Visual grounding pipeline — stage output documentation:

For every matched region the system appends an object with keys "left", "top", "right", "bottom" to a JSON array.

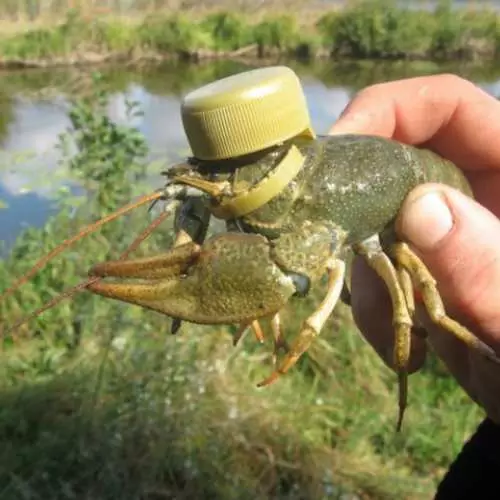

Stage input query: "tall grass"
[
  {"left": 0, "top": 1, "right": 500, "bottom": 64},
  {"left": 0, "top": 71, "right": 486, "bottom": 499}
]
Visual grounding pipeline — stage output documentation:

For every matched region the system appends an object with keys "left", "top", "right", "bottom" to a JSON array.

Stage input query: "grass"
[
  {"left": 0, "top": 313, "right": 481, "bottom": 499},
  {"left": 0, "top": 70, "right": 487, "bottom": 499},
  {"left": 0, "top": 1, "right": 500, "bottom": 65}
]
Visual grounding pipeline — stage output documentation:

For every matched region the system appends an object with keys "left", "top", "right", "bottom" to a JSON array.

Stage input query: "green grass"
[
  {"left": 0, "top": 70, "right": 488, "bottom": 499},
  {"left": 1, "top": 310, "right": 482, "bottom": 499},
  {"left": 1, "top": 1, "right": 500, "bottom": 64}
]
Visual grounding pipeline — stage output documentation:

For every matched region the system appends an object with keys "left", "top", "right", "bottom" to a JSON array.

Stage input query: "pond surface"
[{"left": 1, "top": 58, "right": 500, "bottom": 249}]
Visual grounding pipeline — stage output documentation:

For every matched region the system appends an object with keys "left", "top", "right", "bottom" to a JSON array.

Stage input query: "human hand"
[{"left": 329, "top": 74, "right": 500, "bottom": 422}]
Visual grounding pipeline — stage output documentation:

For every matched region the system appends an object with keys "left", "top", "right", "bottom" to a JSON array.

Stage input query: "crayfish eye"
[{"left": 288, "top": 272, "right": 310, "bottom": 297}]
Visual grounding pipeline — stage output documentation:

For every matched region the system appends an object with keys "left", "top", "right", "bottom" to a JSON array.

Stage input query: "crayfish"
[{"left": 2, "top": 66, "right": 499, "bottom": 431}]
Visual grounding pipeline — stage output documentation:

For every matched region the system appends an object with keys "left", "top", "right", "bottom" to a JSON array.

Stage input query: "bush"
[
  {"left": 137, "top": 14, "right": 213, "bottom": 53},
  {"left": 200, "top": 12, "right": 252, "bottom": 51},
  {"left": 253, "top": 15, "right": 300, "bottom": 52},
  {"left": 0, "top": 5, "right": 499, "bottom": 62},
  {"left": 329, "top": 0, "right": 432, "bottom": 58}
]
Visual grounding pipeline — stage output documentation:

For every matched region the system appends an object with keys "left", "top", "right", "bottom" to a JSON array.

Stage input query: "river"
[{"left": 1, "top": 58, "right": 500, "bottom": 249}]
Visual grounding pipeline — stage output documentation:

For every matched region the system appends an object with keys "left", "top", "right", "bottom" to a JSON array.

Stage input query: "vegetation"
[
  {"left": 1, "top": 0, "right": 500, "bottom": 66},
  {"left": 0, "top": 72, "right": 486, "bottom": 499}
]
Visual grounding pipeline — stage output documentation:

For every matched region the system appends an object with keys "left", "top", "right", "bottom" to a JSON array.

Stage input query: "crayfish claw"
[
  {"left": 89, "top": 241, "right": 201, "bottom": 279},
  {"left": 87, "top": 233, "right": 297, "bottom": 326}
]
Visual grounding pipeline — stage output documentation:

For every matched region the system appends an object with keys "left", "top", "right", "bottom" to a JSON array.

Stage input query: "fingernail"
[{"left": 399, "top": 191, "right": 454, "bottom": 250}]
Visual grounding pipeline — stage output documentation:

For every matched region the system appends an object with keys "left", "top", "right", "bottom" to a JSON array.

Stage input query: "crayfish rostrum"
[{"left": 3, "top": 66, "right": 499, "bottom": 431}]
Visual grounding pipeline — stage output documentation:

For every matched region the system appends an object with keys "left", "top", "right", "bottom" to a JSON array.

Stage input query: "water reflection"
[
  {"left": 0, "top": 183, "right": 57, "bottom": 251},
  {"left": 1, "top": 59, "right": 500, "bottom": 245}
]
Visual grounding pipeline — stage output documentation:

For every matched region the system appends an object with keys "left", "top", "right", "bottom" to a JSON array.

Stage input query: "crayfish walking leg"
[
  {"left": 257, "top": 259, "right": 346, "bottom": 386},
  {"left": 354, "top": 236, "right": 500, "bottom": 431},
  {"left": 354, "top": 235, "right": 413, "bottom": 432},
  {"left": 391, "top": 242, "right": 500, "bottom": 364}
]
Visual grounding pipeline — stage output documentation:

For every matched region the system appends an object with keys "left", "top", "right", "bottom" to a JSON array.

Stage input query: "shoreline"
[
  {"left": 0, "top": 4, "right": 499, "bottom": 70},
  {"left": 0, "top": 45, "right": 496, "bottom": 71}
]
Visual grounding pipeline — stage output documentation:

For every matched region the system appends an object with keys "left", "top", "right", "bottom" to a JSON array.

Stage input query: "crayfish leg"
[
  {"left": 398, "top": 266, "right": 415, "bottom": 318},
  {"left": 257, "top": 259, "right": 346, "bottom": 388},
  {"left": 233, "top": 320, "right": 266, "bottom": 346},
  {"left": 270, "top": 313, "right": 289, "bottom": 367},
  {"left": 233, "top": 314, "right": 288, "bottom": 365},
  {"left": 391, "top": 242, "right": 500, "bottom": 365},
  {"left": 355, "top": 235, "right": 413, "bottom": 432},
  {"left": 171, "top": 318, "right": 182, "bottom": 335},
  {"left": 252, "top": 320, "right": 265, "bottom": 343}
]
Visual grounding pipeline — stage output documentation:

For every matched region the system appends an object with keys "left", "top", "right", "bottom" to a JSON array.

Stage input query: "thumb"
[{"left": 396, "top": 183, "right": 500, "bottom": 347}]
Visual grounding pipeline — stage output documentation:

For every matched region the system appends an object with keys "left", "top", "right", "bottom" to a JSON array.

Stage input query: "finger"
[
  {"left": 329, "top": 74, "right": 500, "bottom": 172},
  {"left": 464, "top": 170, "right": 500, "bottom": 219},
  {"left": 396, "top": 183, "right": 500, "bottom": 352},
  {"left": 350, "top": 256, "right": 428, "bottom": 374},
  {"left": 417, "top": 308, "right": 500, "bottom": 424}
]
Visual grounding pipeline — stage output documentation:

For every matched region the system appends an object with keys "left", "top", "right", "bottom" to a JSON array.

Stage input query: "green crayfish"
[{"left": 3, "top": 66, "right": 499, "bottom": 431}]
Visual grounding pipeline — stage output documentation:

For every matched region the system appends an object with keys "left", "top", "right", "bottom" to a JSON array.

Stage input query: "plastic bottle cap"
[{"left": 181, "top": 66, "right": 315, "bottom": 161}]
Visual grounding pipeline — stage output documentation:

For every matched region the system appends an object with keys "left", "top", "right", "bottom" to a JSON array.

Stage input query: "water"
[{"left": 1, "top": 59, "right": 500, "bottom": 249}]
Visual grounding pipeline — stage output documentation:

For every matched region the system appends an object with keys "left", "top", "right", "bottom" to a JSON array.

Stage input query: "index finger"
[{"left": 329, "top": 74, "right": 500, "bottom": 172}]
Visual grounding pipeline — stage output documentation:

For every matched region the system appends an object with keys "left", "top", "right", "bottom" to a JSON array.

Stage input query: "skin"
[{"left": 329, "top": 74, "right": 500, "bottom": 423}]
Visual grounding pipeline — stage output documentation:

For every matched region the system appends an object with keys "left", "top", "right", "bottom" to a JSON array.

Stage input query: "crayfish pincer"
[{"left": 4, "top": 66, "right": 499, "bottom": 431}]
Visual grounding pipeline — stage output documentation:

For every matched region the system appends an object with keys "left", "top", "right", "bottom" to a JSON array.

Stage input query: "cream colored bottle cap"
[{"left": 181, "top": 66, "right": 315, "bottom": 160}]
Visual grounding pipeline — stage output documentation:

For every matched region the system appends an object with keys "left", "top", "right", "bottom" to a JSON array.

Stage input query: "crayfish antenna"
[
  {"left": 1, "top": 207, "right": 171, "bottom": 338},
  {"left": 0, "top": 191, "right": 164, "bottom": 303}
]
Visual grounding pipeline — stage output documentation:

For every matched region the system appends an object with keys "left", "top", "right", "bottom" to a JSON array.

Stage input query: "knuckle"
[
  {"left": 353, "top": 82, "right": 388, "bottom": 101},
  {"left": 431, "top": 72, "right": 480, "bottom": 94}
]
